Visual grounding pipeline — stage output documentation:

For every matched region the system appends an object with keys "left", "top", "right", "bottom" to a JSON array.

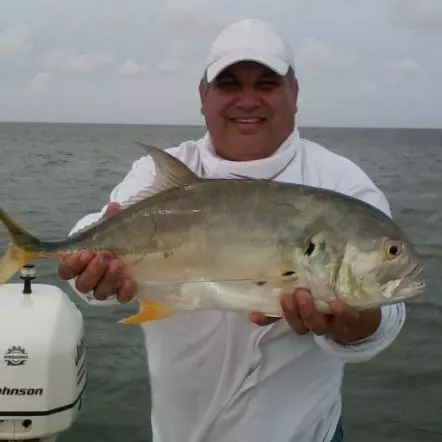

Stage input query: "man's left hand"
[{"left": 249, "top": 288, "right": 382, "bottom": 345}]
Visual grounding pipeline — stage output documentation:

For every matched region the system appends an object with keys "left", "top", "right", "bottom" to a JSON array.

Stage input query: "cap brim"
[{"left": 205, "top": 52, "right": 289, "bottom": 82}]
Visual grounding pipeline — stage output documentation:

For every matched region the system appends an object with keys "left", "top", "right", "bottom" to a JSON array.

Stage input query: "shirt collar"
[{"left": 197, "top": 128, "right": 301, "bottom": 180}]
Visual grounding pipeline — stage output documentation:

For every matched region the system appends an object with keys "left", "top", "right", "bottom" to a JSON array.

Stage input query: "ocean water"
[{"left": 0, "top": 122, "right": 441, "bottom": 441}]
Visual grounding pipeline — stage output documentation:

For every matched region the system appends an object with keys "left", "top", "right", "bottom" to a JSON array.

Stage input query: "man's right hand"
[{"left": 58, "top": 202, "right": 136, "bottom": 303}]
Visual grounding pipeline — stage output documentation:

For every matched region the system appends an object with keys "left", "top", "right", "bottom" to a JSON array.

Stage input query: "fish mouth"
[{"left": 383, "top": 263, "right": 426, "bottom": 300}]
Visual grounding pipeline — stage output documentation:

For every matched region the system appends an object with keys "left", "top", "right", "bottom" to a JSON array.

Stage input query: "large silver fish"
[{"left": 0, "top": 143, "right": 425, "bottom": 324}]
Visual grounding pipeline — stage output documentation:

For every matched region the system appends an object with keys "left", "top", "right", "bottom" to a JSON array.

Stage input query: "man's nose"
[{"left": 236, "top": 89, "right": 261, "bottom": 110}]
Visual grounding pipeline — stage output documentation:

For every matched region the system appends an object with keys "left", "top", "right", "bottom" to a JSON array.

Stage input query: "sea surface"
[{"left": 0, "top": 122, "right": 441, "bottom": 441}]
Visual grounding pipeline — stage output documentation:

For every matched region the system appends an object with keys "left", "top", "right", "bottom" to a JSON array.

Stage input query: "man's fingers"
[
  {"left": 74, "top": 252, "right": 114, "bottom": 294},
  {"left": 104, "top": 202, "right": 121, "bottom": 218},
  {"left": 293, "top": 289, "right": 328, "bottom": 335},
  {"left": 326, "top": 300, "right": 380, "bottom": 344},
  {"left": 57, "top": 204, "right": 135, "bottom": 304},
  {"left": 58, "top": 249, "right": 94, "bottom": 280},
  {"left": 116, "top": 278, "right": 137, "bottom": 304},
  {"left": 92, "top": 259, "right": 125, "bottom": 301},
  {"left": 58, "top": 202, "right": 120, "bottom": 282},
  {"left": 329, "top": 300, "right": 360, "bottom": 330},
  {"left": 280, "top": 292, "right": 310, "bottom": 334},
  {"left": 248, "top": 311, "right": 280, "bottom": 326}
]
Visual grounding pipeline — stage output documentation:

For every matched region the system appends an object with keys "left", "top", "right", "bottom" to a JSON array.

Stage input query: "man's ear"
[
  {"left": 199, "top": 78, "right": 208, "bottom": 115},
  {"left": 289, "top": 75, "right": 299, "bottom": 114}
]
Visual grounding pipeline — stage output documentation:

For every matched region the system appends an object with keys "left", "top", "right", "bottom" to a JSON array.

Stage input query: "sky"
[{"left": 0, "top": 0, "right": 441, "bottom": 128}]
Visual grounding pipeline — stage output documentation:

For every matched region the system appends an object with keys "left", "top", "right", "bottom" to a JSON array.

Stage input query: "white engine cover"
[{"left": 0, "top": 283, "right": 86, "bottom": 440}]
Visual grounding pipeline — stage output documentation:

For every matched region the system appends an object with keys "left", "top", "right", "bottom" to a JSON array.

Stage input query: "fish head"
[{"left": 335, "top": 233, "right": 426, "bottom": 308}]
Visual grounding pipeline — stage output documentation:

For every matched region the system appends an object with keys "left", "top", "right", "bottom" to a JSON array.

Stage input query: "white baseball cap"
[{"left": 204, "top": 18, "right": 295, "bottom": 82}]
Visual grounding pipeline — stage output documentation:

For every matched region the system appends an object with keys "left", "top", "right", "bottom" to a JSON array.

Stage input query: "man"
[{"left": 58, "top": 18, "right": 406, "bottom": 442}]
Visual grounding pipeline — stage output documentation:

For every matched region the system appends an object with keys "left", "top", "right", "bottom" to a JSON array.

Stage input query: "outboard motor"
[{"left": 0, "top": 265, "right": 86, "bottom": 440}]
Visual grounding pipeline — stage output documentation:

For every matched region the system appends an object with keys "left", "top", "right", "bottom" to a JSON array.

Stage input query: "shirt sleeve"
[
  {"left": 313, "top": 161, "right": 407, "bottom": 363},
  {"left": 66, "top": 155, "right": 156, "bottom": 306}
]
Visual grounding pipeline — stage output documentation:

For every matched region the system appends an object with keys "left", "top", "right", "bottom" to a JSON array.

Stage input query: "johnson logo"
[
  {"left": 0, "top": 387, "right": 43, "bottom": 396},
  {"left": 3, "top": 346, "right": 28, "bottom": 366}
]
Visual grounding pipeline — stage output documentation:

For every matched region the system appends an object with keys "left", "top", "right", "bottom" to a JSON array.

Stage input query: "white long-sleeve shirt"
[{"left": 68, "top": 128, "right": 406, "bottom": 442}]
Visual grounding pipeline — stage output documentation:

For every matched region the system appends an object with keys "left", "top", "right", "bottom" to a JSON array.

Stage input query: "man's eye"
[
  {"left": 217, "top": 81, "right": 239, "bottom": 90},
  {"left": 258, "top": 80, "right": 279, "bottom": 89}
]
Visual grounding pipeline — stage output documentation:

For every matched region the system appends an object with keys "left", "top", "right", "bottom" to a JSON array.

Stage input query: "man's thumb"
[{"left": 104, "top": 202, "right": 121, "bottom": 218}]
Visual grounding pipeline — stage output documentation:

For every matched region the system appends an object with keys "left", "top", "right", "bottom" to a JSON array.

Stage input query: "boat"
[{"left": 0, "top": 264, "right": 86, "bottom": 441}]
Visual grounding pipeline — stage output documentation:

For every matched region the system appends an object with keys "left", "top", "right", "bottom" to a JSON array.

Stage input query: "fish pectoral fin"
[{"left": 118, "top": 298, "right": 175, "bottom": 325}]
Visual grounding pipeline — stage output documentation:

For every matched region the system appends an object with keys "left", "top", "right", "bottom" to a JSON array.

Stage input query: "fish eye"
[{"left": 385, "top": 241, "right": 403, "bottom": 260}]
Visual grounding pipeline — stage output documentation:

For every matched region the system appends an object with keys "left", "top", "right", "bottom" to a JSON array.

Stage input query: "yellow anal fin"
[
  {"left": 118, "top": 298, "right": 175, "bottom": 325},
  {"left": 0, "top": 244, "right": 40, "bottom": 285}
]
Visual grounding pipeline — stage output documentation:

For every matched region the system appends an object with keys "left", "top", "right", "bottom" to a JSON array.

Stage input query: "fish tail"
[{"left": 0, "top": 207, "right": 42, "bottom": 285}]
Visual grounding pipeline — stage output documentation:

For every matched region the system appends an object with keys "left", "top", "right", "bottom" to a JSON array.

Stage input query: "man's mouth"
[{"left": 230, "top": 117, "right": 265, "bottom": 124}]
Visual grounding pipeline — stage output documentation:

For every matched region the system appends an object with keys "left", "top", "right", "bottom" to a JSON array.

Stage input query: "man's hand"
[
  {"left": 249, "top": 288, "right": 382, "bottom": 345},
  {"left": 58, "top": 202, "right": 137, "bottom": 304}
]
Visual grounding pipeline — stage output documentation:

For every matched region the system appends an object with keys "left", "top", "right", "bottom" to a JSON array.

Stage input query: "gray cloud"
[
  {"left": 0, "top": 0, "right": 440, "bottom": 128},
  {"left": 0, "top": 25, "right": 33, "bottom": 64},
  {"left": 42, "top": 51, "right": 115, "bottom": 73},
  {"left": 386, "top": 0, "right": 442, "bottom": 31},
  {"left": 295, "top": 39, "right": 354, "bottom": 72},
  {"left": 117, "top": 59, "right": 148, "bottom": 76}
]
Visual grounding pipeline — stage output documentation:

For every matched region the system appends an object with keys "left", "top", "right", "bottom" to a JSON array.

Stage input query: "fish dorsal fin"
[
  {"left": 121, "top": 142, "right": 201, "bottom": 209},
  {"left": 228, "top": 173, "right": 265, "bottom": 181},
  {"left": 134, "top": 142, "right": 199, "bottom": 186},
  {"left": 120, "top": 186, "right": 161, "bottom": 209}
]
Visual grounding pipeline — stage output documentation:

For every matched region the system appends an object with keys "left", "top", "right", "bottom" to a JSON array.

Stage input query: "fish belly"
[
  {"left": 135, "top": 279, "right": 286, "bottom": 316},
  {"left": 123, "top": 237, "right": 296, "bottom": 316}
]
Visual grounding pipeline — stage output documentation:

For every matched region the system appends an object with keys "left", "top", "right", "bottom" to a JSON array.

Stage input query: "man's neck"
[{"left": 198, "top": 128, "right": 301, "bottom": 180}]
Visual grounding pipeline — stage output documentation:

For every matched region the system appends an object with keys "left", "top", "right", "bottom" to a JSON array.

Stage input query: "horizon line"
[{"left": 0, "top": 120, "right": 440, "bottom": 131}]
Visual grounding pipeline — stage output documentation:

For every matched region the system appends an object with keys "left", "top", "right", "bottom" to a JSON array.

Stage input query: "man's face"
[{"left": 199, "top": 61, "right": 298, "bottom": 161}]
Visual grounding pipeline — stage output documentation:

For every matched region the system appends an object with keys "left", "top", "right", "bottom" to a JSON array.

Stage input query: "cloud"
[
  {"left": 294, "top": 38, "right": 353, "bottom": 72},
  {"left": 42, "top": 50, "right": 115, "bottom": 73},
  {"left": 0, "top": 25, "right": 33, "bottom": 64},
  {"left": 0, "top": 0, "right": 439, "bottom": 128},
  {"left": 390, "top": 59, "right": 422, "bottom": 79},
  {"left": 156, "top": 0, "right": 235, "bottom": 71},
  {"left": 359, "top": 81, "right": 378, "bottom": 97},
  {"left": 98, "top": 6, "right": 130, "bottom": 28},
  {"left": 386, "top": 0, "right": 442, "bottom": 30},
  {"left": 29, "top": 71, "right": 52, "bottom": 92},
  {"left": 117, "top": 59, "right": 148, "bottom": 76},
  {"left": 157, "top": 59, "right": 183, "bottom": 72},
  {"left": 160, "top": 0, "right": 230, "bottom": 37}
]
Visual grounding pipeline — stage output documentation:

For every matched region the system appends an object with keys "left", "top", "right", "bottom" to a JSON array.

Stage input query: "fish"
[{"left": 0, "top": 142, "right": 426, "bottom": 325}]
